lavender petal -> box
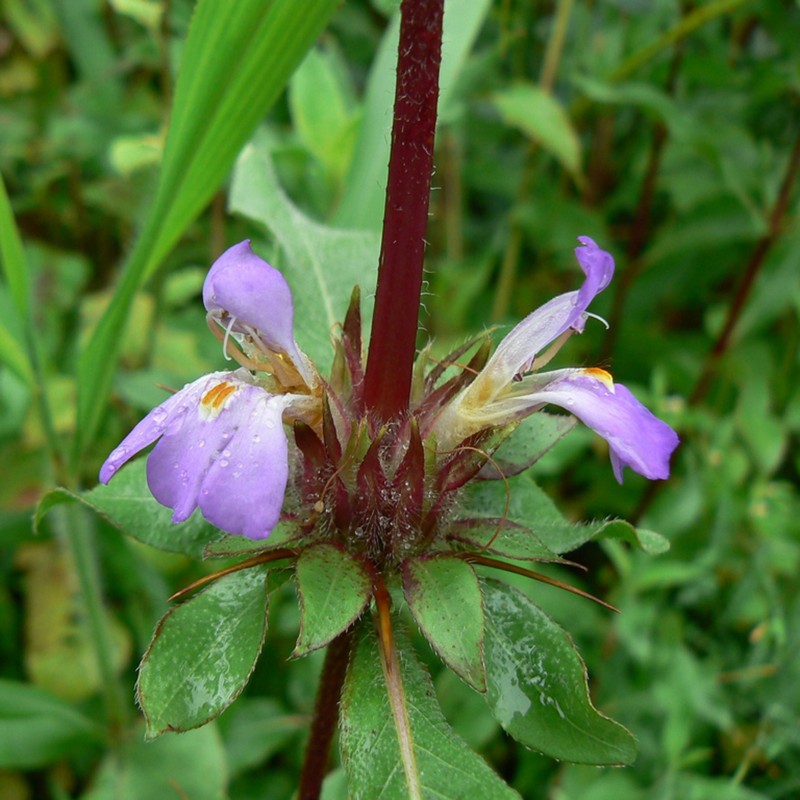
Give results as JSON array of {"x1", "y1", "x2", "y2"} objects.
[{"x1": 518, "y1": 368, "x2": 679, "y2": 482}]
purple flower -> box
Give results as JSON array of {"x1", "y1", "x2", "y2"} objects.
[
  {"x1": 100, "y1": 242, "x2": 320, "y2": 540},
  {"x1": 434, "y1": 237, "x2": 679, "y2": 482}
]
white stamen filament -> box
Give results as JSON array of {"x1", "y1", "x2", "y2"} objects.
[
  {"x1": 222, "y1": 316, "x2": 237, "y2": 361},
  {"x1": 585, "y1": 311, "x2": 610, "y2": 330}
]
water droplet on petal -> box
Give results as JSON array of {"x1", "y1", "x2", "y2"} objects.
[
  {"x1": 252, "y1": 434, "x2": 261, "y2": 444},
  {"x1": 219, "y1": 459, "x2": 229, "y2": 468},
  {"x1": 198, "y1": 439, "x2": 205, "y2": 448}
]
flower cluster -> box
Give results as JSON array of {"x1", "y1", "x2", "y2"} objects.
[{"x1": 100, "y1": 237, "x2": 678, "y2": 551}]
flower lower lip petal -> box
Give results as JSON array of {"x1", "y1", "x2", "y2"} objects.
[
  {"x1": 517, "y1": 369, "x2": 679, "y2": 482},
  {"x1": 98, "y1": 372, "x2": 230, "y2": 484},
  {"x1": 196, "y1": 393, "x2": 292, "y2": 540}
]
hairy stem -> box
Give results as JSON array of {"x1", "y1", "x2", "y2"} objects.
[
  {"x1": 363, "y1": 0, "x2": 445, "y2": 421},
  {"x1": 298, "y1": 628, "x2": 356, "y2": 800}
]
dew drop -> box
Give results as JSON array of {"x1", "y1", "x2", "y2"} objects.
[
  {"x1": 219, "y1": 459, "x2": 229, "y2": 468},
  {"x1": 198, "y1": 439, "x2": 205, "y2": 448},
  {"x1": 252, "y1": 434, "x2": 261, "y2": 444}
]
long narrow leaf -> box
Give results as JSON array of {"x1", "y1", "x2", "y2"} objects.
[
  {"x1": 0, "y1": 319, "x2": 34, "y2": 387},
  {"x1": 0, "y1": 173, "x2": 34, "y2": 386},
  {"x1": 76, "y1": 0, "x2": 340, "y2": 457},
  {"x1": 0, "y1": 172, "x2": 30, "y2": 321}
]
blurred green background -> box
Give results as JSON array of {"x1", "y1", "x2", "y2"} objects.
[{"x1": 1, "y1": 0, "x2": 798, "y2": 798}]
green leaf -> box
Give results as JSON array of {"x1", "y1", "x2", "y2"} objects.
[
  {"x1": 109, "y1": 0, "x2": 163, "y2": 30},
  {"x1": 479, "y1": 412, "x2": 577, "y2": 479},
  {"x1": 4, "y1": 0, "x2": 59, "y2": 58},
  {"x1": 51, "y1": 0, "x2": 121, "y2": 112},
  {"x1": 0, "y1": 174, "x2": 35, "y2": 388},
  {"x1": 289, "y1": 47, "x2": 357, "y2": 181},
  {"x1": 402, "y1": 555, "x2": 486, "y2": 691},
  {"x1": 599, "y1": 521, "x2": 670, "y2": 556},
  {"x1": 460, "y1": 472, "x2": 668, "y2": 555},
  {"x1": 293, "y1": 543, "x2": 372, "y2": 657},
  {"x1": 0, "y1": 171, "x2": 30, "y2": 322},
  {"x1": 340, "y1": 626, "x2": 520, "y2": 800},
  {"x1": 76, "y1": 0, "x2": 340, "y2": 456},
  {"x1": 36, "y1": 460, "x2": 220, "y2": 558},
  {"x1": 491, "y1": 84, "x2": 583, "y2": 185},
  {"x1": 0, "y1": 317, "x2": 33, "y2": 387},
  {"x1": 83, "y1": 723, "x2": 227, "y2": 800},
  {"x1": 203, "y1": 523, "x2": 304, "y2": 559},
  {"x1": 137, "y1": 567, "x2": 269, "y2": 737},
  {"x1": 333, "y1": 0, "x2": 493, "y2": 229},
  {"x1": 446, "y1": 520, "x2": 562, "y2": 562},
  {"x1": 482, "y1": 580, "x2": 636, "y2": 765},
  {"x1": 229, "y1": 132, "x2": 380, "y2": 373},
  {"x1": 0, "y1": 680, "x2": 101, "y2": 769},
  {"x1": 218, "y1": 698, "x2": 305, "y2": 776},
  {"x1": 573, "y1": 77, "x2": 696, "y2": 141}
]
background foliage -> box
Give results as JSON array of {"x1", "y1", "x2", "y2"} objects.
[{"x1": 1, "y1": 0, "x2": 798, "y2": 798}]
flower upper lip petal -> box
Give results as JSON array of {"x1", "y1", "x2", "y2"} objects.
[
  {"x1": 467, "y1": 237, "x2": 617, "y2": 402},
  {"x1": 203, "y1": 240, "x2": 311, "y2": 379}
]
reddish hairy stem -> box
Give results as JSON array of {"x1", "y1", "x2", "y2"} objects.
[
  {"x1": 298, "y1": 629, "x2": 355, "y2": 800},
  {"x1": 363, "y1": 0, "x2": 445, "y2": 421}
]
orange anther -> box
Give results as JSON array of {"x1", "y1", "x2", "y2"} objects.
[
  {"x1": 582, "y1": 367, "x2": 614, "y2": 389},
  {"x1": 201, "y1": 381, "x2": 238, "y2": 410}
]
